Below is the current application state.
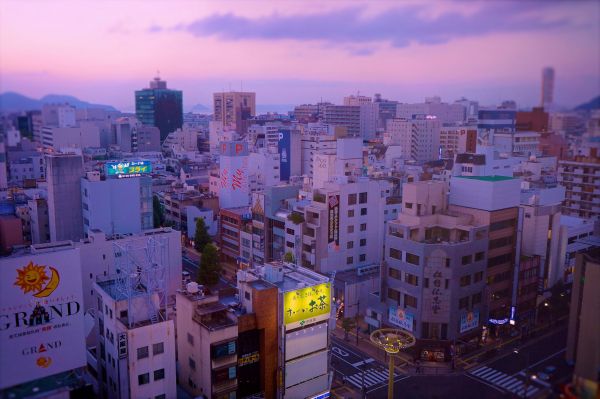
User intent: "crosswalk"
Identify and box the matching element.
[469,366,540,398]
[345,367,397,390]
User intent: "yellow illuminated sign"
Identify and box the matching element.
[283,283,331,326]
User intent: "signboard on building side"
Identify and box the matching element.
[388,307,414,332]
[459,310,480,333]
[283,283,331,330]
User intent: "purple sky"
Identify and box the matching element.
[1,0,599,110]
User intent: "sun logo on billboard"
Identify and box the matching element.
[14,262,60,297]
[36,356,52,368]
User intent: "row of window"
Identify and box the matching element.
[138,368,165,385]
[137,342,165,359]
[388,248,420,265]
[347,223,368,233]
[459,293,482,309]
[387,288,418,308]
[347,192,368,205]
[347,208,368,217]
[346,254,367,264]
[346,238,367,249]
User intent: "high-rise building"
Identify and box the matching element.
[566,247,600,399]
[114,116,161,153]
[135,76,183,142]
[557,150,600,220]
[322,105,361,137]
[384,115,441,162]
[46,153,84,242]
[213,91,256,134]
[541,67,555,107]
[396,97,465,124]
[219,141,250,209]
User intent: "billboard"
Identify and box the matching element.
[283,283,331,330]
[388,307,414,332]
[278,129,291,181]
[0,249,86,389]
[327,195,340,251]
[460,310,480,333]
[106,160,152,178]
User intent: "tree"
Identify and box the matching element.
[153,196,164,228]
[283,251,295,264]
[341,317,356,341]
[194,217,211,252]
[197,244,221,286]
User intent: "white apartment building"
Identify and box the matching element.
[312,137,363,189]
[494,131,541,156]
[41,125,102,150]
[384,115,441,163]
[42,103,76,128]
[452,145,518,177]
[301,125,340,178]
[248,149,281,191]
[557,153,600,220]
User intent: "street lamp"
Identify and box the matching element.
[370,328,416,399]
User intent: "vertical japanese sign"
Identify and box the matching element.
[327,195,340,251]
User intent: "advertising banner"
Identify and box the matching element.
[106,160,152,178]
[388,307,414,332]
[283,283,331,330]
[0,249,86,389]
[278,130,291,181]
[327,195,340,251]
[460,310,480,333]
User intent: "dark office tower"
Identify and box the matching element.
[135,76,183,142]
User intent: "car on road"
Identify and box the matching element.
[535,365,557,382]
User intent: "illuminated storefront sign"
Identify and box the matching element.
[283,283,331,329]
[106,160,152,178]
[389,307,414,332]
[460,310,480,333]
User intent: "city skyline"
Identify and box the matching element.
[1,0,599,110]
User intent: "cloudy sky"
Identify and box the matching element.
[1,0,599,110]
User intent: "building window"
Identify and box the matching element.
[360,238,366,247]
[405,273,418,286]
[472,293,482,305]
[459,296,469,309]
[460,275,471,287]
[347,225,354,234]
[474,271,483,283]
[359,192,368,204]
[488,253,512,268]
[424,278,429,288]
[389,248,402,260]
[489,236,514,249]
[404,294,417,308]
[406,253,420,265]
[361,208,367,216]
[347,209,355,217]
[346,256,353,265]
[461,255,472,265]
[153,342,164,355]
[475,252,485,262]
[388,268,401,280]
[187,333,194,346]
[348,193,357,205]
[360,223,367,231]
[137,346,149,360]
[445,258,451,268]
[138,373,150,385]
[387,288,400,303]
[154,369,165,381]
[189,357,196,370]
[359,254,366,262]
[347,241,354,249]
[489,219,515,231]
[244,291,251,300]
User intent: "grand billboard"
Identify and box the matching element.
[283,283,331,330]
[460,310,480,333]
[106,160,152,178]
[0,249,86,389]
[388,307,414,332]
[278,129,291,181]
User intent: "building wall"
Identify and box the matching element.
[0,216,24,254]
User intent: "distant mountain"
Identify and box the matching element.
[574,95,600,111]
[186,103,211,114]
[0,91,118,112]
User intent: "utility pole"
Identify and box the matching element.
[355,300,360,346]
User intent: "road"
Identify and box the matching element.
[331,336,410,396]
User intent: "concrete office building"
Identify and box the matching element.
[322,105,361,137]
[81,171,153,236]
[565,247,600,399]
[28,197,50,244]
[93,277,176,399]
[477,108,516,145]
[439,126,477,159]
[382,181,488,356]
[41,124,102,151]
[42,103,77,128]
[557,151,600,220]
[8,154,45,184]
[396,97,465,124]
[213,91,256,134]
[494,131,541,156]
[384,116,441,163]
[135,76,183,142]
[46,153,84,242]
[219,141,251,209]
[312,137,363,189]
[300,124,342,178]
[449,176,521,324]
[114,117,161,153]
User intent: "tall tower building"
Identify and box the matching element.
[135,76,183,142]
[541,67,555,108]
[46,153,84,242]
